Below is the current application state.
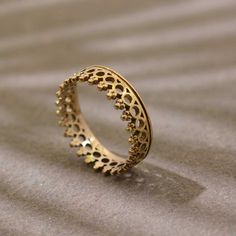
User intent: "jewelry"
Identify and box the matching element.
[55,65,152,175]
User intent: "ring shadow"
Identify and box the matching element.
[1,128,205,206]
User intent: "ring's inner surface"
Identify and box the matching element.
[64,85,126,168]
[76,113,125,163]
[76,82,130,155]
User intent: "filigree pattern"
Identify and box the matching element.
[56,66,152,175]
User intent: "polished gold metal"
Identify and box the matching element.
[55,65,152,175]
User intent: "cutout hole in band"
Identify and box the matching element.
[74,124,80,132]
[96,71,105,76]
[124,94,132,104]
[105,77,115,83]
[130,106,139,116]
[88,69,95,73]
[102,158,109,163]
[136,119,144,129]
[139,131,147,141]
[140,143,147,151]
[115,84,124,94]
[93,151,101,158]
[110,162,118,166]
[79,134,86,142]
[85,143,92,150]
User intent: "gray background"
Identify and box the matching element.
[0,0,236,235]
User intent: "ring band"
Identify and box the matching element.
[56,65,152,175]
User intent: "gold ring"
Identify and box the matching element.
[55,65,152,175]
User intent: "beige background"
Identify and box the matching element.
[0,0,236,235]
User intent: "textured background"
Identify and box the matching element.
[0,0,236,235]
